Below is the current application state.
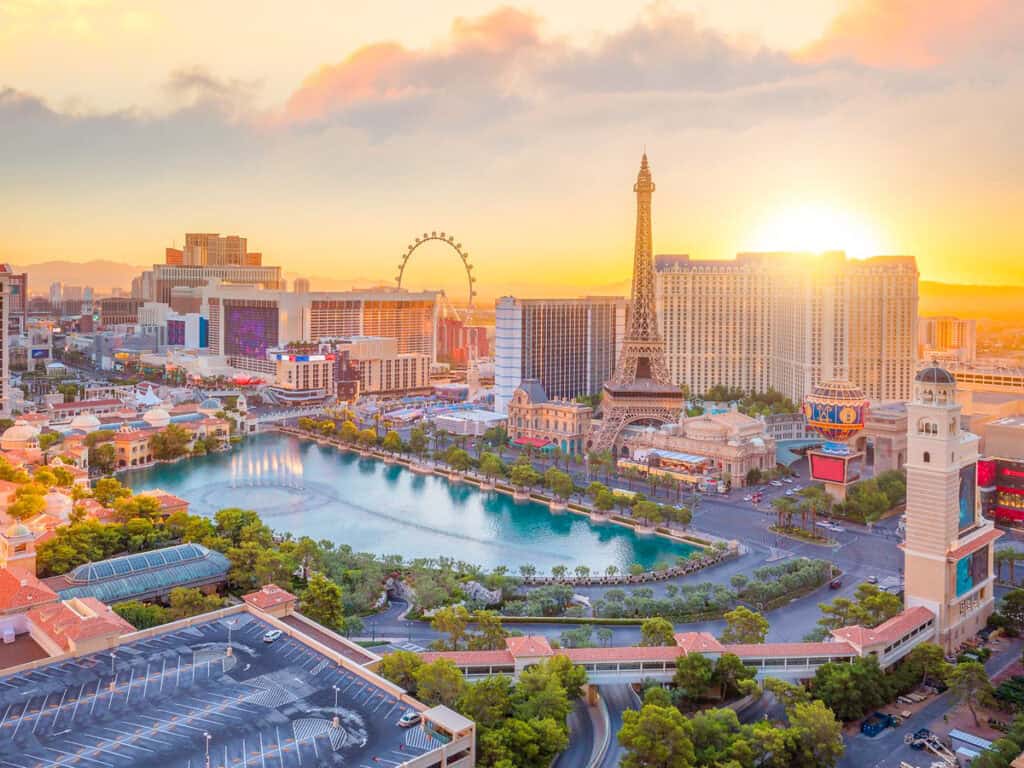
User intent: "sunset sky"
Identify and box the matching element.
[2,0,1021,300]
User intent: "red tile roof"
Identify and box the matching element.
[565,645,682,663]
[726,641,856,658]
[831,606,934,649]
[674,632,724,655]
[50,399,122,411]
[0,568,58,613]
[419,649,514,666]
[506,636,553,657]
[947,528,1003,561]
[27,598,133,651]
[242,584,296,611]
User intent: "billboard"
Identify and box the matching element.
[224,304,278,358]
[810,453,847,484]
[956,545,990,597]
[959,462,977,530]
[981,458,1024,521]
[30,349,49,359]
[167,319,186,346]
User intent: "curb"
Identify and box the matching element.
[588,691,613,768]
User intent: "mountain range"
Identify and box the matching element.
[8,260,1023,322]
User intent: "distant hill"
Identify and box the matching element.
[920,281,1024,321]
[11,260,149,295]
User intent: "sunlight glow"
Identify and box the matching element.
[747,203,886,259]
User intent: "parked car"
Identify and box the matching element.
[743,495,753,502]
[829,578,842,589]
[867,575,878,584]
[262,629,283,643]
[783,478,794,484]
[770,480,783,487]
[398,710,422,728]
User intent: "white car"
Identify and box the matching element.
[785,489,795,496]
[262,629,283,643]
[743,495,753,502]
[770,480,783,487]
[830,525,845,533]
[398,710,422,728]
[783,478,794,484]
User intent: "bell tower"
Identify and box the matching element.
[903,363,1000,650]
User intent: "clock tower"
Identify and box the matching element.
[902,363,1000,650]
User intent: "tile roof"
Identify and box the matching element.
[27,597,134,651]
[675,632,724,655]
[947,528,1003,561]
[565,645,682,663]
[50,399,122,411]
[419,650,514,666]
[505,636,553,657]
[831,606,934,649]
[242,584,296,611]
[726,641,856,658]
[0,567,58,612]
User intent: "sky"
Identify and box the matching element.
[2,0,1022,301]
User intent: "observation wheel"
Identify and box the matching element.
[396,231,476,321]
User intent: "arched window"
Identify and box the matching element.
[923,451,931,463]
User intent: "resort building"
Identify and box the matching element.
[919,316,976,363]
[328,336,432,397]
[268,349,336,404]
[858,401,910,473]
[619,411,776,487]
[43,543,230,605]
[0,266,11,415]
[980,456,1024,523]
[903,363,1000,650]
[507,380,593,456]
[654,252,918,404]
[494,295,626,413]
[201,283,439,372]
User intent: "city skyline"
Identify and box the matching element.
[3,1,1023,293]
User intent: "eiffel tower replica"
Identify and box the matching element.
[590,154,683,453]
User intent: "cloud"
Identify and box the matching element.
[164,67,259,114]
[283,6,541,125]
[799,0,1022,69]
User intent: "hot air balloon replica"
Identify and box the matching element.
[802,380,868,500]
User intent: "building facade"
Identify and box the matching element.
[506,380,592,456]
[96,297,144,327]
[920,316,976,363]
[654,252,918,405]
[494,296,626,414]
[329,336,431,397]
[0,267,11,414]
[903,363,1000,650]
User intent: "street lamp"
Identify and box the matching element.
[226,619,236,657]
[332,684,340,728]
[108,651,117,691]
[204,731,212,768]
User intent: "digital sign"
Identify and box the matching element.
[167,319,185,346]
[956,545,989,597]
[30,349,49,359]
[273,353,336,362]
[810,453,847,484]
[959,462,977,530]
[224,304,278,358]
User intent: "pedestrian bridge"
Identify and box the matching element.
[419,606,936,685]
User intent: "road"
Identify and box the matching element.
[553,699,597,768]
[596,684,639,768]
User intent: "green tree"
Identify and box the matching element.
[633,500,659,526]
[446,448,472,472]
[94,477,131,506]
[713,653,756,699]
[903,642,950,687]
[674,653,715,702]
[720,606,770,645]
[643,686,673,708]
[414,659,465,707]
[510,463,540,489]
[787,699,845,768]
[90,443,118,475]
[949,660,995,727]
[457,675,513,729]
[113,600,169,629]
[339,420,359,443]
[379,650,423,693]
[619,704,696,768]
[640,617,677,647]
[150,424,192,460]
[479,452,505,481]
[167,587,223,619]
[300,572,345,631]
[469,610,509,651]
[545,468,574,501]
[357,428,377,447]
[594,489,616,512]
[381,430,403,453]
[431,604,472,651]
[812,656,889,721]
[409,427,428,456]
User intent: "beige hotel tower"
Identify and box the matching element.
[902,363,1001,651]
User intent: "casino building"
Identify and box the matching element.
[979,456,1024,524]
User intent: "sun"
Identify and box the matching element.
[747,203,886,260]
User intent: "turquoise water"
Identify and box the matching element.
[121,433,696,573]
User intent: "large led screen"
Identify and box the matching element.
[167,319,185,346]
[956,545,989,597]
[810,453,847,484]
[959,462,977,530]
[224,304,278,358]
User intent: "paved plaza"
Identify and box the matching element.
[0,613,438,768]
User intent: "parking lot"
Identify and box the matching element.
[0,613,438,768]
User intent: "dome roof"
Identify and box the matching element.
[915,364,955,384]
[69,414,102,432]
[142,407,171,427]
[809,380,866,401]
[199,398,221,410]
[1,424,39,443]
[4,522,31,538]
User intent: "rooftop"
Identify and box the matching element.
[0,610,448,768]
[243,583,297,611]
[44,542,230,604]
[0,567,58,613]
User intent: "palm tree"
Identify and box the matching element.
[551,564,568,581]
[605,564,619,579]
[519,564,537,578]
[772,496,797,530]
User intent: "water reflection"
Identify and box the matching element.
[230,440,304,489]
